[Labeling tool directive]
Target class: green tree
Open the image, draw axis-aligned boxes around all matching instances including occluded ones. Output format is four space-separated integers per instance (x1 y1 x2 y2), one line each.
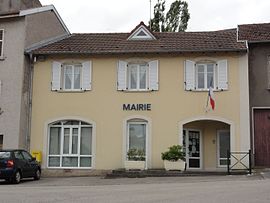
149 0 190 32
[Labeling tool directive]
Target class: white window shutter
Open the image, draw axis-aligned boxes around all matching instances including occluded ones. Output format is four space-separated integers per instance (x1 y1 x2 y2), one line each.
52 61 62 91
217 59 228 90
184 60 195 90
117 60 127 90
82 61 92 90
149 60 159 90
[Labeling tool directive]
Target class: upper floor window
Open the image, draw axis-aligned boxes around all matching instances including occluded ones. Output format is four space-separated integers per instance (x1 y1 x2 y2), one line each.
0 30 4 57
196 63 215 90
185 59 228 91
52 61 92 92
128 64 148 90
63 64 82 90
117 60 159 91
268 56 270 89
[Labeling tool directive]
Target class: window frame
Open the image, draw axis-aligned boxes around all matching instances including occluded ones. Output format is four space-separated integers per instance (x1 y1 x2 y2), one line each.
126 121 147 160
195 63 216 91
0 29 4 58
63 64 82 91
47 120 93 169
127 63 149 91
216 130 230 167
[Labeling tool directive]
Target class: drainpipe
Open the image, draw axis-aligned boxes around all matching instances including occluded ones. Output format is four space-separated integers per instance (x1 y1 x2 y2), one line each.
26 53 34 151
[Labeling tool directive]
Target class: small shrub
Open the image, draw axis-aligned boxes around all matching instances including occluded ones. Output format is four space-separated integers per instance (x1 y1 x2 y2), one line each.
161 145 185 162
127 148 145 161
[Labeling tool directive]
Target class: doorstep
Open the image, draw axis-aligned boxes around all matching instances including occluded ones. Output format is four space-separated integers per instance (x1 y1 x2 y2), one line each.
105 169 237 179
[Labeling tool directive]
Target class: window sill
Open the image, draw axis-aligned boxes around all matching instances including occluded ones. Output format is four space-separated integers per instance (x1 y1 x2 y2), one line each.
186 89 227 92
119 89 157 92
47 167 93 169
0 56 5 61
53 89 89 93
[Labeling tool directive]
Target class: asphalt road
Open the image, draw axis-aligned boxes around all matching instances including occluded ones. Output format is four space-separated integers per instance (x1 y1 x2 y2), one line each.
0 175 270 203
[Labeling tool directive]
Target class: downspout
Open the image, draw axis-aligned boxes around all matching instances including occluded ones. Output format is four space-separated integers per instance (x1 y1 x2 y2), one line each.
26 52 34 151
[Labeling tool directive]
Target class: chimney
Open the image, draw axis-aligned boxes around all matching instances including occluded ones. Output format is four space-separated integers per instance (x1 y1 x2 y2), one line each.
0 0 42 15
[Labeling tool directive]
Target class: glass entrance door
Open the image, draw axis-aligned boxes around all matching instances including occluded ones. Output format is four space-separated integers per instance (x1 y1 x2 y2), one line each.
183 130 202 169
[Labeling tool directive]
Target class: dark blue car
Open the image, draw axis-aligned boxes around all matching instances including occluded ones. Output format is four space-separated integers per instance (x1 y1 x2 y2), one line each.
0 149 41 184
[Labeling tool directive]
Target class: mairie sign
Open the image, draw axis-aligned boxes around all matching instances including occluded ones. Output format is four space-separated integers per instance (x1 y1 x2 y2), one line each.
123 104 151 111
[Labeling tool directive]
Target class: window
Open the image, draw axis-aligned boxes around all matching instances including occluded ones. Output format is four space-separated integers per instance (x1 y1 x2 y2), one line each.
268 56 270 89
0 30 3 57
127 120 147 160
14 151 24 160
0 134 3 150
128 64 148 90
52 61 92 91
196 63 215 90
48 120 93 168
22 151 33 161
185 59 228 91
217 130 230 167
63 64 82 90
118 60 159 91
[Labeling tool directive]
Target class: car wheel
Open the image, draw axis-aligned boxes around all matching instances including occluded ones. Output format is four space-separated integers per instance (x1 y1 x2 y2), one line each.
13 171 21 184
34 169 41 180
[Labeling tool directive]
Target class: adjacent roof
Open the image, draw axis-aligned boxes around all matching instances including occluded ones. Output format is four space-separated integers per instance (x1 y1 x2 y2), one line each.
32 23 246 55
0 5 69 34
238 23 270 43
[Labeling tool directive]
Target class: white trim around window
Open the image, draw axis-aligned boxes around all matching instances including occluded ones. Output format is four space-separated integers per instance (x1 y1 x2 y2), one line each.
123 115 152 169
216 130 230 167
44 117 96 169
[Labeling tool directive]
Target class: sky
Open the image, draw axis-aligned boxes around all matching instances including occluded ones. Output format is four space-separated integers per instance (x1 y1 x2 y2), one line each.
39 0 270 33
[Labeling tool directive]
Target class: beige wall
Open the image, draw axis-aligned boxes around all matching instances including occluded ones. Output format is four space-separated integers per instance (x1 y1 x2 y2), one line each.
30 53 249 170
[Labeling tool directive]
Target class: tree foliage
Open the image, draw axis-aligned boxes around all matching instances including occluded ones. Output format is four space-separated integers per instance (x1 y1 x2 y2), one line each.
149 0 190 32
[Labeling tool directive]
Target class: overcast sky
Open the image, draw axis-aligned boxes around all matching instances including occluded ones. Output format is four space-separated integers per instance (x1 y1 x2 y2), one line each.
40 0 270 33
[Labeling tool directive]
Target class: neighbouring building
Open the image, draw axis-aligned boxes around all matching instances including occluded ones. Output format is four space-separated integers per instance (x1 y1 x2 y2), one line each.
0 0 69 150
29 22 250 175
238 23 270 167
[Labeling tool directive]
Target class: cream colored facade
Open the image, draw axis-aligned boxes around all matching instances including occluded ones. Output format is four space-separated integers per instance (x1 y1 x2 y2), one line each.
30 53 250 174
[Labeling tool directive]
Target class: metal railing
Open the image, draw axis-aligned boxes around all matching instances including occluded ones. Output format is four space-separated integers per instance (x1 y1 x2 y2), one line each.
227 149 252 175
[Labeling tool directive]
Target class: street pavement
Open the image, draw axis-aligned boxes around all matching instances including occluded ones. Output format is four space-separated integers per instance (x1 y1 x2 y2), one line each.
0 174 269 203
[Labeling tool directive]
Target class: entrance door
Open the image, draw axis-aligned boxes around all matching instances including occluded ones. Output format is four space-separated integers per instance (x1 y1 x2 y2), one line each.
183 130 202 169
254 109 270 167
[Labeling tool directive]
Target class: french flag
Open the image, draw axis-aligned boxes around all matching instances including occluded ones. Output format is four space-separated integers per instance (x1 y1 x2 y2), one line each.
209 85 215 110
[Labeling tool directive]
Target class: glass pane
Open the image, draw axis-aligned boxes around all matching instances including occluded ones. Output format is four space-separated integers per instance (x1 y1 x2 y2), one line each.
62 157 78 167
63 128 70 154
0 135 3 150
188 131 200 158
129 66 137 89
72 128 78 154
0 152 10 159
220 159 230 166
197 72 204 89
48 157 60 167
128 123 146 152
0 42 2 56
49 127 61 155
207 64 214 88
74 66 81 89
189 159 200 168
183 130 186 155
80 127 92 155
139 65 147 89
219 132 230 158
64 66 72 89
63 120 79 125
80 157 91 167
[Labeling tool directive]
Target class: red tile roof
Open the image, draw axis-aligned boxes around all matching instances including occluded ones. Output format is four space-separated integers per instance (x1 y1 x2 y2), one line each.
238 23 270 42
32 27 246 55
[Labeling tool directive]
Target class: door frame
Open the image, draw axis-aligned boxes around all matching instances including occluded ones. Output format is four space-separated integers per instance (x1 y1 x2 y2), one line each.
216 130 230 168
183 128 203 170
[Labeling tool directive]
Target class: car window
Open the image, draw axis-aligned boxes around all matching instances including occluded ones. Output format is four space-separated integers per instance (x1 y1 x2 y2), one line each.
14 151 24 160
21 151 33 161
0 152 10 159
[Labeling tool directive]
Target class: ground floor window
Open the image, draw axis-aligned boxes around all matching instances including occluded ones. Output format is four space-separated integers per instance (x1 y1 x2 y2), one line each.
48 120 92 168
0 134 3 149
127 120 147 160
217 130 230 167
